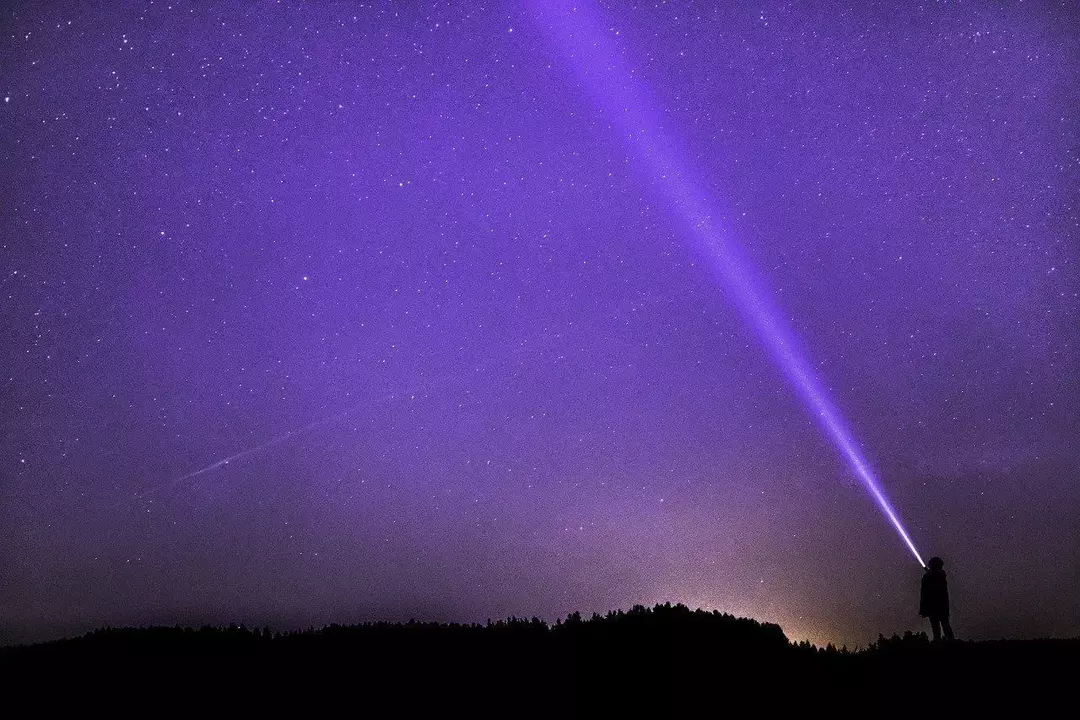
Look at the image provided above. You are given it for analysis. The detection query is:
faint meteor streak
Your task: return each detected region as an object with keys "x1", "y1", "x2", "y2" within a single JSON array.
[
  {"x1": 132, "y1": 403, "x2": 364, "y2": 502},
  {"x1": 528, "y1": 0, "x2": 925, "y2": 566}
]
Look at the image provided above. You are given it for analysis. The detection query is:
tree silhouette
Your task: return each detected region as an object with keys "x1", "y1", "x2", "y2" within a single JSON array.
[{"x1": 1, "y1": 603, "x2": 1077, "y2": 712}]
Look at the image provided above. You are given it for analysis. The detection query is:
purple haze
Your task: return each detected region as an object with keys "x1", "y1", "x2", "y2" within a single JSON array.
[{"x1": 1, "y1": 2, "x2": 1078, "y2": 647}]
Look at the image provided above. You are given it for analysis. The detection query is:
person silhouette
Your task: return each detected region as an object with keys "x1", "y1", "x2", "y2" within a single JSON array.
[{"x1": 919, "y1": 556, "x2": 954, "y2": 641}]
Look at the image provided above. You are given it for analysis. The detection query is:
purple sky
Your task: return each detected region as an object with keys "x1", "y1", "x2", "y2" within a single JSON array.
[{"x1": 2, "y1": 1, "x2": 1077, "y2": 647}]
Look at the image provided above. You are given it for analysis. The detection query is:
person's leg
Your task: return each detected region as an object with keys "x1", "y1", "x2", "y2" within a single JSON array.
[
  {"x1": 929, "y1": 617, "x2": 942, "y2": 641},
  {"x1": 941, "y1": 617, "x2": 954, "y2": 640}
]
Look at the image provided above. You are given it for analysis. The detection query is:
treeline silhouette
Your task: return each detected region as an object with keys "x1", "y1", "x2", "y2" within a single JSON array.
[{"x1": 3, "y1": 603, "x2": 1076, "y2": 713}]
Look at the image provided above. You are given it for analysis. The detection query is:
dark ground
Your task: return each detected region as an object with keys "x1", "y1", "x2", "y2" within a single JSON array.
[{"x1": 2, "y1": 604, "x2": 1075, "y2": 715}]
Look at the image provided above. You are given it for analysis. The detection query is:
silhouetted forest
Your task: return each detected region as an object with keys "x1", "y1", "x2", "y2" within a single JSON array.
[{"x1": 3, "y1": 603, "x2": 1076, "y2": 713}]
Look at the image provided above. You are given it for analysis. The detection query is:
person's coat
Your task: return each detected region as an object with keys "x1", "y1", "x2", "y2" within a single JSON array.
[{"x1": 920, "y1": 570, "x2": 949, "y2": 618}]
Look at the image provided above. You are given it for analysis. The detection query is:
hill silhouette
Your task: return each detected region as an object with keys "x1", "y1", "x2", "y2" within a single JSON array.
[{"x1": 3, "y1": 603, "x2": 1076, "y2": 713}]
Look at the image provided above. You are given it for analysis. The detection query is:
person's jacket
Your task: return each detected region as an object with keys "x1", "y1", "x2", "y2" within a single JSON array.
[{"x1": 919, "y1": 570, "x2": 949, "y2": 618}]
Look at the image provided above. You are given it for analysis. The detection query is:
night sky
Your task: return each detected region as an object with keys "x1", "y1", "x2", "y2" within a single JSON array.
[{"x1": 2, "y1": 1, "x2": 1078, "y2": 647}]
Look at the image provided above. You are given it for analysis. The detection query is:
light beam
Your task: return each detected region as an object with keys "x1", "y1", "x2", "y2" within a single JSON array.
[{"x1": 527, "y1": 0, "x2": 925, "y2": 566}]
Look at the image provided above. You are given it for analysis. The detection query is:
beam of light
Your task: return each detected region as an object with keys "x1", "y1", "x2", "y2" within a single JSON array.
[{"x1": 527, "y1": 0, "x2": 925, "y2": 567}]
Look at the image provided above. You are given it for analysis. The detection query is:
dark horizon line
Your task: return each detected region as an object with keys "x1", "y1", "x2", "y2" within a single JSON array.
[{"x1": 5, "y1": 602, "x2": 1078, "y2": 652}]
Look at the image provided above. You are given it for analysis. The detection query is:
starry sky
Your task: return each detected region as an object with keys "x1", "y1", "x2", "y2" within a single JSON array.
[{"x1": 2, "y1": 1, "x2": 1078, "y2": 647}]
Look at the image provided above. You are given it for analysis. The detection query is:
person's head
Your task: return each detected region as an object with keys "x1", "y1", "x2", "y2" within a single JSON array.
[{"x1": 928, "y1": 557, "x2": 944, "y2": 572}]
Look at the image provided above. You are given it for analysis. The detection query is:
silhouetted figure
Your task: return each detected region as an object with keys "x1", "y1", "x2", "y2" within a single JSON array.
[{"x1": 920, "y1": 556, "x2": 954, "y2": 641}]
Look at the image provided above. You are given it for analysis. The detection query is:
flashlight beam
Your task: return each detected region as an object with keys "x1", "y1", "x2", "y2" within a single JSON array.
[{"x1": 528, "y1": 0, "x2": 925, "y2": 566}]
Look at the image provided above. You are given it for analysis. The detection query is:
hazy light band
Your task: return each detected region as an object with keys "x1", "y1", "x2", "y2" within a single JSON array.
[{"x1": 529, "y1": 0, "x2": 925, "y2": 567}]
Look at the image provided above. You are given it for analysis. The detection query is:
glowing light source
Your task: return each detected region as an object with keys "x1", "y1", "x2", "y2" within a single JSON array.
[{"x1": 528, "y1": 0, "x2": 925, "y2": 567}]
